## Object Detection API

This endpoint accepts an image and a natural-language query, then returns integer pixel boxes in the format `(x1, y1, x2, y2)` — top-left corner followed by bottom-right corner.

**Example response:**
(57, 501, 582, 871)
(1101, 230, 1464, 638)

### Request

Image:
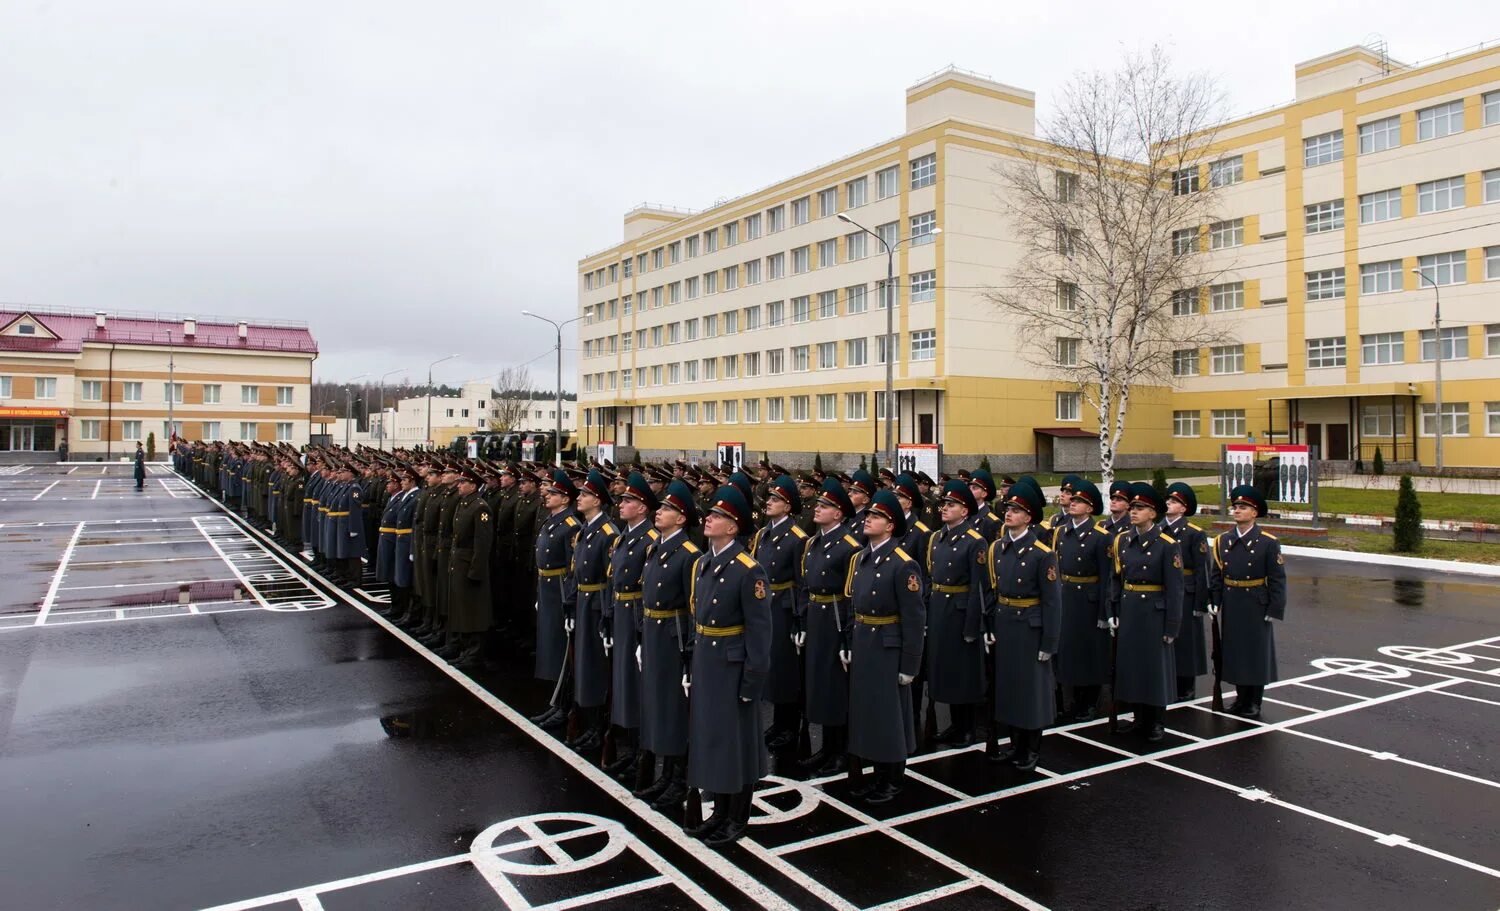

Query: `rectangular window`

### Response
(818, 188, 838, 218)
(703, 271, 717, 295)
(1056, 337, 1080, 366)
(845, 392, 867, 421)
(686, 236, 699, 258)
(702, 358, 716, 381)
(1486, 169, 1500, 203)
(123, 381, 143, 402)
(1417, 251, 1467, 286)
(767, 300, 785, 326)
(1172, 348, 1199, 376)
(722, 310, 738, 334)
(1173, 410, 1200, 437)
(791, 395, 810, 422)
(1208, 156, 1243, 187)
(768, 253, 785, 279)
(767, 205, 785, 233)
(876, 334, 891, 365)
(1056, 281, 1078, 311)
(846, 176, 868, 208)
(1359, 188, 1402, 224)
(584, 273, 593, 292)
(685, 276, 699, 300)
(1420, 327, 1469, 361)
(202, 384, 220, 404)
(669, 282, 682, 305)
(276, 385, 293, 406)
(276, 422, 293, 442)
(1171, 288, 1198, 316)
(703, 228, 718, 253)
(669, 241, 681, 264)
(123, 420, 142, 441)
(685, 402, 698, 424)
(846, 337, 868, 366)
(653, 404, 666, 425)
(636, 253, 646, 273)
(742, 399, 759, 423)
(743, 352, 760, 377)
(767, 397, 784, 422)
(1303, 130, 1343, 166)
(1489, 402, 1500, 436)
(745, 259, 761, 285)
(1210, 282, 1244, 312)
(609, 264, 619, 283)
(1359, 115, 1402, 154)
(1305, 199, 1345, 233)
(743, 306, 760, 331)
(818, 239, 838, 268)
(1173, 167, 1199, 195)
(877, 166, 898, 200)
(724, 223, 738, 246)
(817, 394, 837, 421)
(652, 247, 664, 269)
(846, 284, 868, 314)
(668, 322, 681, 344)
(791, 196, 810, 226)
(202, 421, 221, 442)
(81, 380, 102, 401)
(622, 259, 632, 279)
(1418, 176, 1465, 214)
(702, 401, 716, 424)
(1417, 100, 1465, 141)
(910, 270, 936, 302)
(1421, 402, 1469, 436)
(876, 221, 898, 252)
(1172, 228, 1197, 255)
(846, 232, 867, 260)
(0, 376, 10, 398)
(818, 291, 838, 318)
(910, 211, 937, 245)
(792, 345, 810, 372)
(667, 403, 680, 425)
(80, 418, 101, 441)
(685, 360, 698, 382)
(1056, 227, 1079, 256)
(669, 362, 681, 383)
(651, 364, 663, 385)
(745, 213, 761, 240)
(1306, 336, 1347, 368)
(1055, 170, 1079, 202)
(910, 153, 936, 189)
(163, 382, 184, 404)
(817, 341, 837, 369)
(238, 422, 256, 441)
(1489, 246, 1500, 280)
(685, 318, 699, 340)
(875, 391, 890, 420)
(1361, 332, 1404, 365)
(792, 296, 810, 323)
(1209, 219, 1244, 249)
(1210, 344, 1245, 375)
(792, 246, 810, 274)
(1488, 91, 1500, 126)
(1306, 268, 1346, 300)
(1056, 391, 1081, 422)
(1211, 409, 1246, 438)
(1360, 404, 1406, 438)
(767, 348, 784, 374)
(1360, 260, 1403, 294)
(911, 329, 936, 361)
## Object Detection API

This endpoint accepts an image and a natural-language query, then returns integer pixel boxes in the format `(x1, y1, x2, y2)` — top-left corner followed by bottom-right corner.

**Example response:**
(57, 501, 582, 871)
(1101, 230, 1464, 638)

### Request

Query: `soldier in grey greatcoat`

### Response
(565, 469, 619, 754)
(1051, 478, 1113, 722)
(1108, 482, 1184, 742)
(983, 479, 1061, 771)
(602, 472, 657, 782)
(446, 469, 494, 670)
(845, 490, 926, 804)
(749, 474, 808, 752)
(1208, 485, 1287, 719)
(528, 470, 579, 731)
(795, 478, 861, 777)
(922, 480, 989, 746)
(1162, 482, 1211, 701)
(683, 485, 770, 849)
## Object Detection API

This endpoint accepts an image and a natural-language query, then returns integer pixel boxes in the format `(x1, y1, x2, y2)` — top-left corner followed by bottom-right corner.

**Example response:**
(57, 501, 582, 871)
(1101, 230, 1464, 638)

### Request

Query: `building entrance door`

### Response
(918, 414, 935, 445)
(9, 425, 33, 451)
(1326, 424, 1349, 460)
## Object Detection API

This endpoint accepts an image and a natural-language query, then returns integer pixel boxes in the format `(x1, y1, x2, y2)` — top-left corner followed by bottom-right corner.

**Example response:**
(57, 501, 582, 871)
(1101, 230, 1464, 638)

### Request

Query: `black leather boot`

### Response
(684, 791, 728, 839)
(989, 724, 1017, 763)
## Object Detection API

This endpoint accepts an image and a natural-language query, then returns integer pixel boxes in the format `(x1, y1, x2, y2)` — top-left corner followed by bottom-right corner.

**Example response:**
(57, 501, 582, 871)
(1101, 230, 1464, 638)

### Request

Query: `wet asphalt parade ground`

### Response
(2, 463, 1498, 910)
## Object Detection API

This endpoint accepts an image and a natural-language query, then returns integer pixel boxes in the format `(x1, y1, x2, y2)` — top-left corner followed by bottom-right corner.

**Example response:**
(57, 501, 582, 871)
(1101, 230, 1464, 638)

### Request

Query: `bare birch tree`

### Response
(987, 47, 1235, 483)
(488, 365, 534, 431)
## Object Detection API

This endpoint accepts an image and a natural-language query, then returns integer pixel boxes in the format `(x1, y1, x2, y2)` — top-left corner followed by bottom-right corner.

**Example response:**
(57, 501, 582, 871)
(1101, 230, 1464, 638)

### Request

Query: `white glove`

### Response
(1264, 615, 1272, 622)
(839, 649, 851, 670)
(349, 532, 356, 538)
(602, 636, 613, 655)
(564, 617, 575, 634)
(681, 673, 691, 697)
(740, 696, 751, 703)
(1193, 610, 1205, 617)
(1108, 616, 1120, 631)
(1163, 635, 1176, 645)
(635, 644, 642, 670)
(898, 673, 915, 686)
(1207, 604, 1220, 617)
(793, 631, 807, 650)
(983, 632, 996, 652)
(1038, 651, 1052, 662)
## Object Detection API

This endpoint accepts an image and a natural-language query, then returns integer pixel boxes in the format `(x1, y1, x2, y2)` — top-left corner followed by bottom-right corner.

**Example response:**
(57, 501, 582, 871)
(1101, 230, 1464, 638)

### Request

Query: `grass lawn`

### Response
(1189, 485, 1500, 525)
(1293, 528, 1500, 565)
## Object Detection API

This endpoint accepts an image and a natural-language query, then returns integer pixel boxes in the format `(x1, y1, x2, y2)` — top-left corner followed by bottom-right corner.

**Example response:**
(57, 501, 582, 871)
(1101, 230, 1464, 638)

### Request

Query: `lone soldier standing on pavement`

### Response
(603, 471, 658, 782)
(983, 479, 1060, 771)
(1109, 482, 1184, 741)
(751, 474, 809, 751)
(1052, 478, 1112, 722)
(1162, 482, 1211, 701)
(846, 490, 926, 803)
(924, 479, 989, 746)
(796, 478, 862, 776)
(684, 484, 770, 849)
(1208, 486, 1287, 718)
(134, 442, 147, 490)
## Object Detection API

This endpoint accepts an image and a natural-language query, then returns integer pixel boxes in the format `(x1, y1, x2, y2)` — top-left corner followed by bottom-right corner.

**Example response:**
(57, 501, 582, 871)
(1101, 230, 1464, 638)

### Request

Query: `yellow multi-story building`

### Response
(575, 45, 1500, 472)
(0, 305, 318, 461)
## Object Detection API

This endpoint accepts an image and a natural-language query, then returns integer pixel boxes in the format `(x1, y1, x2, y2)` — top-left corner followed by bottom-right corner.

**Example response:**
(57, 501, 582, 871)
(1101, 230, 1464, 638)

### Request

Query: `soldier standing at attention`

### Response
(529, 470, 579, 730)
(1208, 486, 1287, 718)
(1162, 482, 1210, 701)
(923, 480, 988, 746)
(795, 479, 862, 776)
(1109, 482, 1184, 742)
(796, 474, 820, 535)
(750, 474, 808, 751)
(603, 472, 657, 782)
(511, 466, 542, 654)
(1052, 478, 1112, 722)
(846, 469, 876, 540)
(1047, 475, 1080, 532)
(430, 466, 465, 657)
(968, 470, 1003, 540)
(633, 479, 700, 811)
(683, 485, 770, 849)
(983, 479, 1060, 771)
(565, 470, 618, 754)
(1102, 480, 1133, 536)
(446, 469, 495, 670)
(374, 475, 405, 611)
(845, 490, 926, 803)
(388, 469, 420, 623)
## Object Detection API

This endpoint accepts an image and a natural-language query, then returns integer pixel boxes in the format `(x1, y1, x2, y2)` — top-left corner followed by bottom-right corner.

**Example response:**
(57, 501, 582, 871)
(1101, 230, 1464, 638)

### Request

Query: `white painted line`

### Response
(738, 839, 858, 911)
(866, 881, 979, 911)
(67, 466, 79, 475)
(1283, 544, 1500, 579)
(1259, 696, 1320, 712)
(34, 521, 85, 626)
(91, 480, 102, 499)
(71, 556, 223, 567)
(902, 768, 971, 801)
(197, 854, 473, 911)
(61, 577, 238, 591)
(31, 481, 59, 500)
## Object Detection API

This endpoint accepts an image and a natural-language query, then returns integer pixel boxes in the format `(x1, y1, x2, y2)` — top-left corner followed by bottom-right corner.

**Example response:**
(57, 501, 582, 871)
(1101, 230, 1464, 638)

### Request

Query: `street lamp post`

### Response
(837, 212, 940, 469)
(344, 374, 369, 449)
(376, 367, 408, 450)
(1412, 269, 1444, 474)
(523, 310, 585, 467)
(425, 354, 459, 451)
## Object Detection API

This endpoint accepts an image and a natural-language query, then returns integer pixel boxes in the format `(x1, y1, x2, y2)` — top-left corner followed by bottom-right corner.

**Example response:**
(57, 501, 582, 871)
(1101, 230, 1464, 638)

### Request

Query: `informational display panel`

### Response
(1223, 444, 1312, 504)
(596, 441, 615, 466)
(715, 442, 744, 471)
(896, 443, 940, 479)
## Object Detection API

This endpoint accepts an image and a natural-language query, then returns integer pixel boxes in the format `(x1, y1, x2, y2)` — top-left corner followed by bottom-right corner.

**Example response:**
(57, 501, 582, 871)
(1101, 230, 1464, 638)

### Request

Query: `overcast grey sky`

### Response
(1, 1, 1488, 389)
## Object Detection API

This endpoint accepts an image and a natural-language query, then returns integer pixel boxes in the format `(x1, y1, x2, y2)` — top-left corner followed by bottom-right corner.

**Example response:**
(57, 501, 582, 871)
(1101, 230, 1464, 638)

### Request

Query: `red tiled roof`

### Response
(0, 309, 317, 355)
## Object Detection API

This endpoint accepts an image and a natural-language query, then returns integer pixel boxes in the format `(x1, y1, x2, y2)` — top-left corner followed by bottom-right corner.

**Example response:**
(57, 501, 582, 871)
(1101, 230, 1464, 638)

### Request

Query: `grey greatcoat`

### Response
(1164, 517, 1211, 679)
(847, 542, 926, 763)
(434, 487, 462, 620)
(923, 519, 989, 704)
(686, 542, 771, 794)
(1050, 519, 1113, 687)
(984, 528, 1062, 729)
(749, 517, 807, 705)
(797, 525, 861, 726)
(637, 531, 698, 756)
(332, 482, 366, 562)
(605, 520, 655, 728)
(375, 490, 405, 583)
(392, 487, 418, 590)
(1109, 526, 1185, 708)
(568, 513, 618, 709)
(1208, 525, 1287, 686)
(301, 474, 323, 552)
(413, 486, 440, 608)
(533, 507, 577, 681)
(446, 492, 494, 634)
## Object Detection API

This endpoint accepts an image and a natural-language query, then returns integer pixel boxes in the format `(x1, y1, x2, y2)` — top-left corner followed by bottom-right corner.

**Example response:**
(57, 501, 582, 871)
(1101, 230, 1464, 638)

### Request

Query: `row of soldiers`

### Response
(171, 442, 1286, 848)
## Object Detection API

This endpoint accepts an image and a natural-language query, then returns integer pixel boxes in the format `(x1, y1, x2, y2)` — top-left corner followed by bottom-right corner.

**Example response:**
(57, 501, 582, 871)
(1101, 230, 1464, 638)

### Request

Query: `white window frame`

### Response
(1306, 336, 1347, 369)
(910, 271, 936, 302)
(1421, 402, 1469, 436)
(1210, 344, 1245, 375)
(80, 418, 102, 441)
(276, 385, 293, 406)
(1361, 332, 1404, 365)
(1417, 251, 1467, 287)
(910, 211, 936, 245)
(1358, 115, 1401, 154)
(791, 395, 810, 422)
(876, 166, 898, 200)
(1487, 91, 1500, 126)
(817, 341, 837, 370)
(1420, 327, 1469, 361)
(818, 188, 838, 218)
(818, 291, 837, 319)
(276, 422, 293, 442)
(767, 397, 784, 423)
(845, 392, 867, 421)
(1056, 337, 1080, 366)
(1208, 155, 1243, 187)
(910, 329, 936, 361)
(1211, 409, 1246, 438)
(1303, 130, 1343, 167)
(818, 239, 838, 268)
(1416, 100, 1465, 141)
(1306, 268, 1346, 300)
(1055, 391, 1081, 422)
(122, 420, 143, 441)
(846, 232, 867, 261)
(1488, 246, 1500, 281)
(239, 421, 258, 441)
(791, 196, 810, 226)
(1172, 349, 1199, 377)
(1173, 410, 1200, 438)
(81, 380, 103, 402)
(1417, 176, 1466, 214)
(123, 381, 143, 403)
(910, 154, 936, 189)
(203, 421, 221, 442)
(241, 384, 259, 405)
(816, 393, 837, 422)
(1210, 282, 1244, 312)
(846, 285, 868, 314)
(767, 348, 784, 374)
(1209, 219, 1244, 250)
(846, 176, 868, 208)
(846, 337, 868, 367)
(1360, 260, 1403, 295)
(1359, 188, 1402, 224)
(1305, 199, 1345, 234)
(1486, 169, 1500, 204)
(792, 246, 810, 274)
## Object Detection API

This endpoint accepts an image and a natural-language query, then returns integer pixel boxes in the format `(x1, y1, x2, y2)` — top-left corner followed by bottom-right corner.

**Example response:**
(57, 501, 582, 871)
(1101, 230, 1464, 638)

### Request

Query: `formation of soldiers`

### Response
(172, 441, 1288, 848)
